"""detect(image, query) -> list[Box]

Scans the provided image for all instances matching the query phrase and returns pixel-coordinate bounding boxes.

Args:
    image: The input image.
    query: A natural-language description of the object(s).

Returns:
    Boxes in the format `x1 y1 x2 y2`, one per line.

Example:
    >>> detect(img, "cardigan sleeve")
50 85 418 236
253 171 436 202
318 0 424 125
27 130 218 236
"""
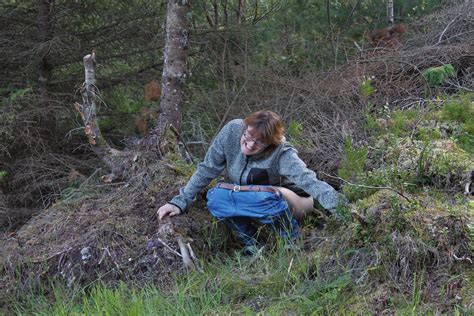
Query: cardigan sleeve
169 122 233 212
278 147 344 211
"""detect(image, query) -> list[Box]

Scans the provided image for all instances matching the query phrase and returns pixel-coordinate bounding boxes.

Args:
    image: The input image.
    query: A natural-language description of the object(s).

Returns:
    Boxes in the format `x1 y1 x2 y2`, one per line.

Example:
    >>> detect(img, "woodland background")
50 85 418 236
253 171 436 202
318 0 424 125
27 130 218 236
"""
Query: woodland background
0 0 473 314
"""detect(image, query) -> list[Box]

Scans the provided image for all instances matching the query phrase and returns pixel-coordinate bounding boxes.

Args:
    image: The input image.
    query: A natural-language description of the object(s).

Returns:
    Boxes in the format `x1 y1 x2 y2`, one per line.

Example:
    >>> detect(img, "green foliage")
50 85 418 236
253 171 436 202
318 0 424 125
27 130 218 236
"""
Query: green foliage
1 87 32 105
338 137 367 184
414 126 441 142
363 110 379 133
98 116 115 131
338 137 382 201
440 93 474 153
396 271 425 313
247 0 444 71
98 84 148 139
287 120 303 140
422 64 455 87
390 109 420 137
286 119 305 146
441 93 473 123
103 85 144 115
341 94 472 202
0 170 7 182
360 76 376 98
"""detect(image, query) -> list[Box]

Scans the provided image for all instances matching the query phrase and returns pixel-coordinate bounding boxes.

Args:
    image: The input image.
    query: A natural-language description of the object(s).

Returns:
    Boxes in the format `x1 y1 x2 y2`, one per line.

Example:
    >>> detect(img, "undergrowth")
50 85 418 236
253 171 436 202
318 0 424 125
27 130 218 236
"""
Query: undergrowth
8 94 473 315
13 244 363 315
341 93 473 202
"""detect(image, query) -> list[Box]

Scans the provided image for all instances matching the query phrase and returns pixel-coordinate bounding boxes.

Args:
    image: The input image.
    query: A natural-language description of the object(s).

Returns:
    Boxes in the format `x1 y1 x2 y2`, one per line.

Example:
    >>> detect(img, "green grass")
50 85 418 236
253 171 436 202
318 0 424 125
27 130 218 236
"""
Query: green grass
13 243 363 315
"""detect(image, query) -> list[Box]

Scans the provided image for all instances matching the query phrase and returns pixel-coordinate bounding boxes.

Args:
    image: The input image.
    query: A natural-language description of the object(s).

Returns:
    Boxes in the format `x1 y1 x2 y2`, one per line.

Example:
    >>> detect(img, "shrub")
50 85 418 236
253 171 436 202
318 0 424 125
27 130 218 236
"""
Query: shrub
440 93 474 153
422 64 455 87
0 171 7 182
338 137 367 183
360 76 376 97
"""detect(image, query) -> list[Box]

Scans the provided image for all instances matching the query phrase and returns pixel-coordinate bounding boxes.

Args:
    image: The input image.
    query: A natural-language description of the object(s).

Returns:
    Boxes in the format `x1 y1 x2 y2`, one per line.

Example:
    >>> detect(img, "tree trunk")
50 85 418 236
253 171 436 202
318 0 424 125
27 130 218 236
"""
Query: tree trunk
144 0 191 157
387 0 394 26
75 52 126 182
37 0 54 104
326 0 331 28
237 0 245 24
213 0 219 28
222 0 228 27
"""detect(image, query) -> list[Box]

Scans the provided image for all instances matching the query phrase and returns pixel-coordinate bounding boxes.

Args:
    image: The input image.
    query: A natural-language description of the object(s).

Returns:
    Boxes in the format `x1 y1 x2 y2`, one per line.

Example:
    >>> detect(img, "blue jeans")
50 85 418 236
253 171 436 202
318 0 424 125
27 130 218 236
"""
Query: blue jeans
206 186 299 246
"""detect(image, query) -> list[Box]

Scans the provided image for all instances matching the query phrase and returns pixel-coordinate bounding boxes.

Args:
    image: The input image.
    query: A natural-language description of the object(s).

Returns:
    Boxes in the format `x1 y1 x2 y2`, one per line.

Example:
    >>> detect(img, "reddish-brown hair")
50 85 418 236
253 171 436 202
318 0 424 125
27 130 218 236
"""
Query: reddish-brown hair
243 110 284 146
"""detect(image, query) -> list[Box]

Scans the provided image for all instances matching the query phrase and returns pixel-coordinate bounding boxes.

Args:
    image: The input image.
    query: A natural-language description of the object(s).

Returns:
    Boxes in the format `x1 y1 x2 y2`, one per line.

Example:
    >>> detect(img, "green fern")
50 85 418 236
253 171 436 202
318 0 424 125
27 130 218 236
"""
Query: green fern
422 64 455 87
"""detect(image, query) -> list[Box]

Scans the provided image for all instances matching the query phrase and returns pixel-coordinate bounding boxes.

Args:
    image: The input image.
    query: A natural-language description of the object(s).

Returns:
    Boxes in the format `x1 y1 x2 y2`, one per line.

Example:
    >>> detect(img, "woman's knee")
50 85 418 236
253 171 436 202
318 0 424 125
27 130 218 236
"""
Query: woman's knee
274 186 314 220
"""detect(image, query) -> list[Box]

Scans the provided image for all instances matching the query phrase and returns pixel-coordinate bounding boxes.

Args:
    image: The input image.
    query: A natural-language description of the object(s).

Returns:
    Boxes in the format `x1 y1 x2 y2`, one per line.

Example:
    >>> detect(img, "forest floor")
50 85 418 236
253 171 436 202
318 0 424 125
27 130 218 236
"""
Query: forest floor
2 3 474 311
1 93 473 314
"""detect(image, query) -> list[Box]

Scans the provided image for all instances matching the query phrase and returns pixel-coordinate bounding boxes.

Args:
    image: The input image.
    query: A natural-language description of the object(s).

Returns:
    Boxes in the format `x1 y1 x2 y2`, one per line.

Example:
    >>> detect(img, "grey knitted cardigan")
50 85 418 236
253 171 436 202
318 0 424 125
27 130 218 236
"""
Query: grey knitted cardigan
170 119 343 213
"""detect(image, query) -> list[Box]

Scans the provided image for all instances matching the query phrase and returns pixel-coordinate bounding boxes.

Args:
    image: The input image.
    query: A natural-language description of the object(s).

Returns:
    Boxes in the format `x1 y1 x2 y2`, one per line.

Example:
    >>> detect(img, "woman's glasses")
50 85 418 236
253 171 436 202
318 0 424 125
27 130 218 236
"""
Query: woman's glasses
242 131 268 149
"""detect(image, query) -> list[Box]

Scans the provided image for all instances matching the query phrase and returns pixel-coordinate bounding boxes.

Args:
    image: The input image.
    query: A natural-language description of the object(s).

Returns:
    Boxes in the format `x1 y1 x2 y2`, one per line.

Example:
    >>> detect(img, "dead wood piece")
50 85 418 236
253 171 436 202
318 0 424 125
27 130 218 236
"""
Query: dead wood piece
177 237 195 270
158 217 198 271
74 51 129 180
103 246 122 274
187 242 203 273
464 170 473 195
350 207 369 227
156 237 182 257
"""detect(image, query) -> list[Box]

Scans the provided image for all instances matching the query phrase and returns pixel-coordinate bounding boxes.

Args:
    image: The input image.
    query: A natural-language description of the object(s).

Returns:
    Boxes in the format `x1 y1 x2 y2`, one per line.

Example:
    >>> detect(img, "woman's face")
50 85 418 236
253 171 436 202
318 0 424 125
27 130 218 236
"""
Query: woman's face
240 126 269 156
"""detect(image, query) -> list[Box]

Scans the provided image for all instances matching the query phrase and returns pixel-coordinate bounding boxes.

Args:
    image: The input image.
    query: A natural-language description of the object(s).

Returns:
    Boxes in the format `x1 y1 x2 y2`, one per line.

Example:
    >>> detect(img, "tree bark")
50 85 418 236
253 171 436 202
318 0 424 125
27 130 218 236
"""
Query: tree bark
237 0 245 24
222 0 228 27
144 0 191 157
326 0 331 28
37 0 54 104
387 0 394 26
75 52 125 182
213 0 219 28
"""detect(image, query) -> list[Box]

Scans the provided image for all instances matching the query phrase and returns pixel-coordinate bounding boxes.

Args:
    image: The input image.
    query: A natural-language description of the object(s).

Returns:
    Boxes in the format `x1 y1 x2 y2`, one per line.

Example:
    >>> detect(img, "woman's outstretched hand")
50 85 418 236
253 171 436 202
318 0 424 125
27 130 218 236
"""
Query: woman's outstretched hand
157 203 181 220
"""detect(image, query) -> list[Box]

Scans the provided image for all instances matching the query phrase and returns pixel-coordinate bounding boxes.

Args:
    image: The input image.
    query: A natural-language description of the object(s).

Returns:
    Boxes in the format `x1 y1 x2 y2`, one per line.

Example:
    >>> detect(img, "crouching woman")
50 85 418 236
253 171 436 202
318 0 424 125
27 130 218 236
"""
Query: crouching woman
157 110 345 253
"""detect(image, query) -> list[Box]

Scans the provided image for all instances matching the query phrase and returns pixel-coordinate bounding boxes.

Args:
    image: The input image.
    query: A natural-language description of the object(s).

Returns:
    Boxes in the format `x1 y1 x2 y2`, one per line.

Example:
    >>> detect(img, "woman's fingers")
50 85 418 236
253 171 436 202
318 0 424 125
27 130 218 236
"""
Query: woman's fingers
169 210 181 217
157 204 181 220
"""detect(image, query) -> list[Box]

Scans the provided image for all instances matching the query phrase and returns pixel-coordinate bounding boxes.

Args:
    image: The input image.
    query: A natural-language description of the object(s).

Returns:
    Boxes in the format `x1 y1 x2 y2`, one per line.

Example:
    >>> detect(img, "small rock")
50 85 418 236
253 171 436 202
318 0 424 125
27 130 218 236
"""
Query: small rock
80 246 92 262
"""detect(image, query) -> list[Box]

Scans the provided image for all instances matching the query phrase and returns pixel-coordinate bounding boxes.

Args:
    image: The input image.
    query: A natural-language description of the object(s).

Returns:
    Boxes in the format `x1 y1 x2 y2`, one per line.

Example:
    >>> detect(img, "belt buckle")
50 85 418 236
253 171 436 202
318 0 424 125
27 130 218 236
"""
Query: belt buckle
233 185 241 192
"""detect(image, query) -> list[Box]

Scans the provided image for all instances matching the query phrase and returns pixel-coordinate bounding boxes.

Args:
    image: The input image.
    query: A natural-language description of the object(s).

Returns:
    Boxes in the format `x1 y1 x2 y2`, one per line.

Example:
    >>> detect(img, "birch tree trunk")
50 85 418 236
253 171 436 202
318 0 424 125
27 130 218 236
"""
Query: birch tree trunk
145 0 191 157
387 0 394 26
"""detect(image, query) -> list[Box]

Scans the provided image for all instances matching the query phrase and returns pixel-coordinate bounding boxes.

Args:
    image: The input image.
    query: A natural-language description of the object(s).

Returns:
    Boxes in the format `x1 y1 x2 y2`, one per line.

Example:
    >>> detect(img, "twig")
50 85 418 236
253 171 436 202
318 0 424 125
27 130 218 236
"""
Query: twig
169 124 194 164
247 246 265 265
177 237 194 270
103 246 122 273
437 14 461 45
321 171 412 203
453 253 472 264
187 242 203 273
31 247 72 263
156 237 182 257
285 256 294 285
